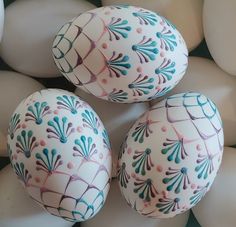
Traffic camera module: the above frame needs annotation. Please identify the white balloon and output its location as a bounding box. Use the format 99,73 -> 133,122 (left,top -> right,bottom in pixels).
0,0 -> 4,42
151,57 -> 236,146
192,147 -> 236,227
75,89 -> 149,177
102,0 -> 203,51
0,0 -> 96,77
203,0 -> 236,76
0,165 -> 71,227
0,71 -> 44,156
82,179 -> 190,227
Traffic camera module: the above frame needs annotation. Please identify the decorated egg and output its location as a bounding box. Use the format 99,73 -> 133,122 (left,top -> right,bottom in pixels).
1,0 -> 96,77
0,71 -> 45,156
151,57 -> 236,146
102,0 -> 204,51
52,5 -> 188,103
75,88 -> 149,177
192,147 -> 236,227
82,179 -> 190,227
7,89 -> 112,222
118,92 -> 224,218
0,165 -> 71,227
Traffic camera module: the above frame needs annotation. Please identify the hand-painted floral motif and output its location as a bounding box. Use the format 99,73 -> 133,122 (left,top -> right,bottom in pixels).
118,92 -> 223,218
52,6 -> 188,103
117,162 -> 130,188
47,116 -> 75,143
8,89 -> 112,222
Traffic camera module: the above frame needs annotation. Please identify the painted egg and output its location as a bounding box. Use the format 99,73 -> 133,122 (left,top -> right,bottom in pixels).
82,179 -> 190,227
0,71 -> 44,156
118,92 -> 224,218
192,147 -> 236,227
203,0 -> 236,76
151,57 -> 236,146
1,0 -> 96,77
52,5 -> 188,103
75,88 -> 149,177
102,0 -> 204,51
0,165 -> 71,227
7,89 -> 112,222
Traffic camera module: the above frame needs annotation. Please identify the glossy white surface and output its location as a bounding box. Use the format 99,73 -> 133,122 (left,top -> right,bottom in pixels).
0,165 -> 71,227
75,89 -> 149,177
192,147 -> 236,227
102,0 -> 204,51
204,0 -> 236,76
0,0 -> 96,77
0,71 -> 44,156
151,57 -> 236,146
82,179 -> 190,227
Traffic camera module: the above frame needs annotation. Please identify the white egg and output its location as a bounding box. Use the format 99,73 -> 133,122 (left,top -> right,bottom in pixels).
75,89 -> 149,177
82,179 -> 190,227
7,89 -> 112,222
0,0 -> 96,77
192,147 -> 236,227
0,71 -> 44,156
53,5 -> 188,103
0,0 -> 4,42
0,165 -> 71,227
151,57 -> 236,146
203,0 -> 236,76
118,92 -> 224,218
102,0 -> 203,51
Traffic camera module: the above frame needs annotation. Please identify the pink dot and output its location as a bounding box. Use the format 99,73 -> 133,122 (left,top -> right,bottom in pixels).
40,140 -> 46,146
22,123 -> 26,129
99,153 -> 103,159
127,148 -> 132,155
196,144 -> 202,151
102,43 -> 108,49
160,21 -> 165,26
13,154 -> 17,160
35,177 -> 41,183
136,27 -> 142,33
191,184 -> 196,189
131,173 -> 136,178
77,126 -> 83,133
102,79 -> 107,84
137,66 -> 142,73
161,126 -> 167,132
54,110 -> 59,115
156,165 -> 163,172
160,51 -> 165,57
162,190 -> 169,198
67,162 -> 74,169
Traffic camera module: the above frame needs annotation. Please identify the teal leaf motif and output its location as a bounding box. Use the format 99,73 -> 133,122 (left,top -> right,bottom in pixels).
128,74 -> 154,96
36,148 -> 63,174
47,116 -> 75,143
107,17 -> 131,41
108,89 -> 128,103
132,36 -> 158,63
134,178 -> 158,202
25,101 -> 51,125
155,58 -> 176,84
73,136 -> 97,160
133,9 -> 158,26
132,148 -> 154,175
117,162 -> 130,188
156,27 -> 177,51
195,153 -> 214,179
82,110 -> 100,134
156,197 -> 180,214
13,162 -> 32,186
8,113 -> 21,139
16,130 -> 39,158
107,52 -> 131,78
57,95 -> 81,114
190,182 -> 210,206
132,120 -> 153,143
163,167 -> 190,194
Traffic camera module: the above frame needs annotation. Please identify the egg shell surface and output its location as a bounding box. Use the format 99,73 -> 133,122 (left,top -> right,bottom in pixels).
52,5 -> 188,103
118,92 -> 224,218
7,89 -> 112,222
